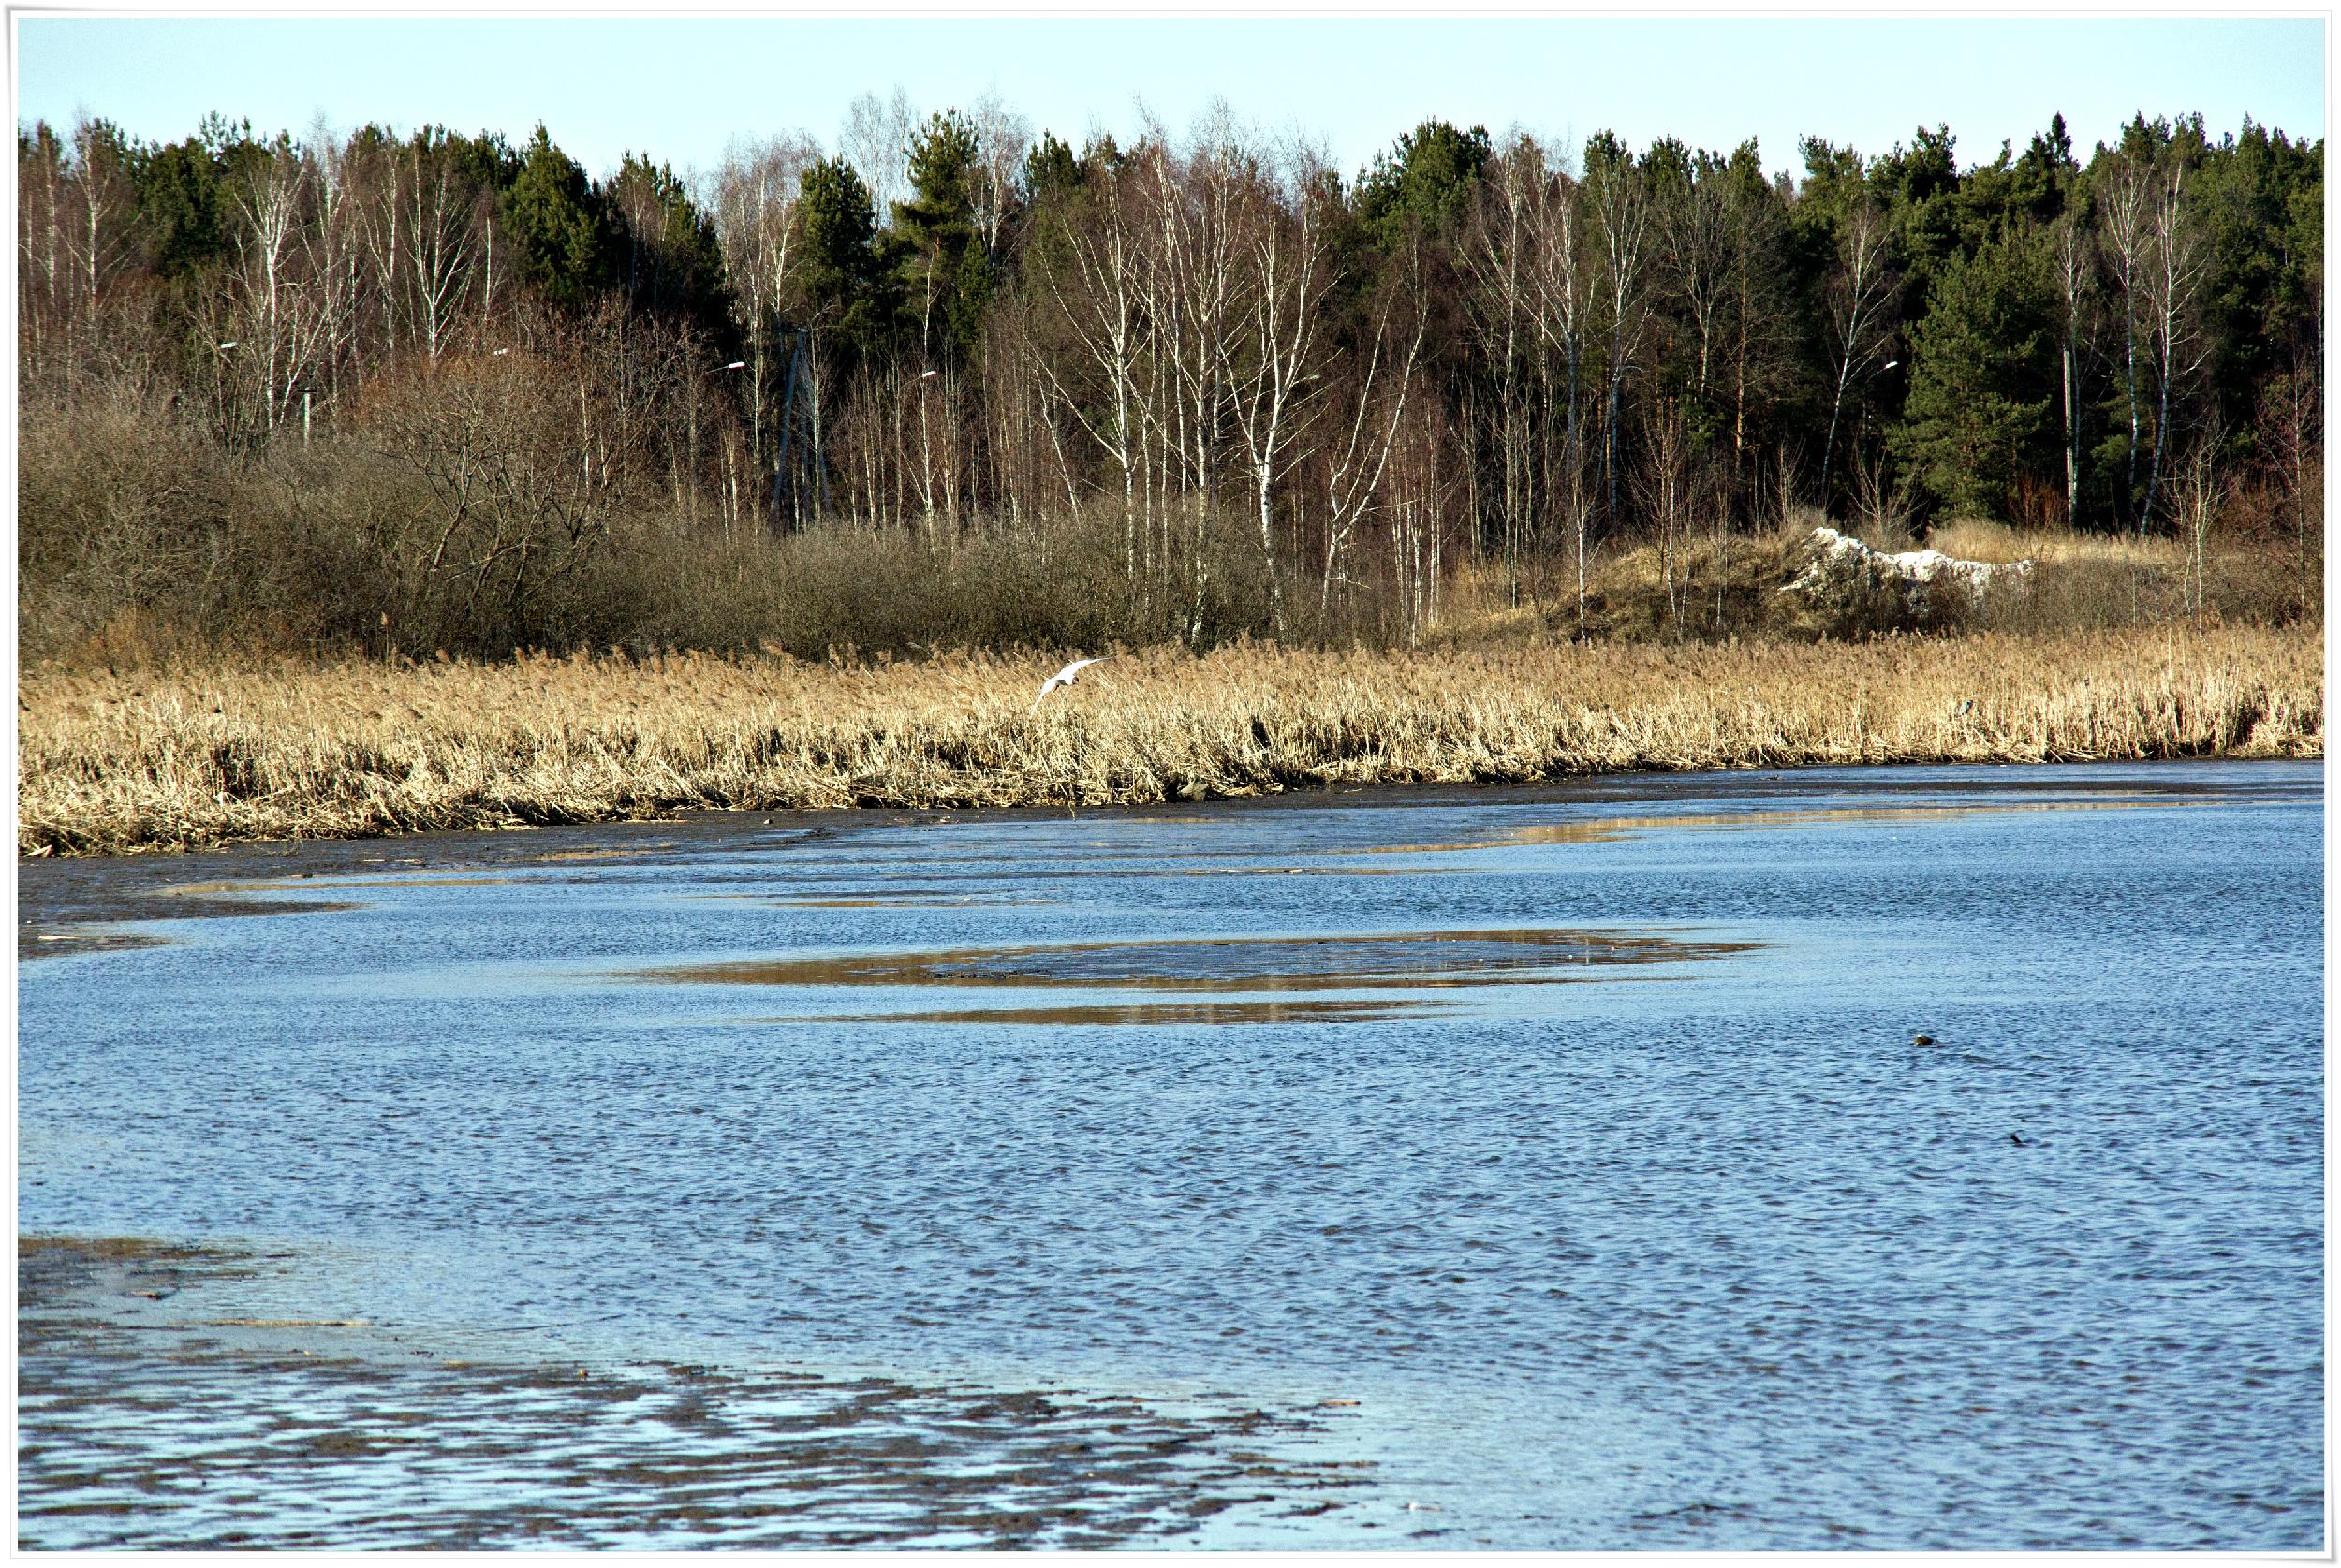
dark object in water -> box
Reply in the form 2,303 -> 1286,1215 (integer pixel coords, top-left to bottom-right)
1912,1033 -> 1936,1046
2009,1133 -> 2027,1147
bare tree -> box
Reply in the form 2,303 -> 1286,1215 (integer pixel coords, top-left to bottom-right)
346,134 -> 405,365
1145,110 -> 1245,640
966,90 -> 1032,258
1030,151 -> 1153,573
1634,396 -> 1700,627
2053,209 -> 2089,526
979,289 -> 1072,526
1464,134 -> 1541,587
1848,442 -> 1913,544
226,137 -> 310,433
1322,238 -> 1428,627
15,121 -> 139,391
2173,417 -> 2226,626
66,122 -> 140,339
711,133 -> 818,524
1228,140 -> 1334,631
842,87 -> 916,222
362,346 -> 617,646
1817,198 -> 1894,512
1519,144 -> 1595,631
404,130 -> 476,363
1766,443 -> 1805,533
18,127 -> 65,359
2138,151 -> 2210,533
292,131 -> 363,423
1723,149 -> 1789,483
1654,144 -> 1734,408
1583,138 -> 1650,532
2097,150 -> 2149,527
1385,400 -> 1457,644
1650,142 -> 1737,624
2254,344 -> 2321,611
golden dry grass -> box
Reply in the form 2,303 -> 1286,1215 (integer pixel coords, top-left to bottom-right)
18,625 -> 2322,856
1924,518 -> 2186,568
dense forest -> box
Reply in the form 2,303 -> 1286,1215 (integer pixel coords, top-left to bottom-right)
16,96 -> 2323,659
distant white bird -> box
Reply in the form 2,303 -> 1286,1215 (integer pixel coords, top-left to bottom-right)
1031,655 -> 1109,713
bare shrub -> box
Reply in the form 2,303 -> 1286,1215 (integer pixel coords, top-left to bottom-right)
1845,446 -> 1918,553
348,348 -> 622,653
19,387 -> 233,664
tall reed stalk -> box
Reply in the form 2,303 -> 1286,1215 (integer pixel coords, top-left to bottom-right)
20,626 -> 2321,856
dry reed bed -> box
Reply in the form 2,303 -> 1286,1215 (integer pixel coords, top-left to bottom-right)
19,626 -> 2323,856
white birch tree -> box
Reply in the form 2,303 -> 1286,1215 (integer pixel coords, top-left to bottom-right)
842,87 -> 916,224
1321,237 -> 1426,626
712,133 -> 818,521
1229,142 -> 1333,631
2097,151 -> 2149,526
1818,198 -> 1894,511
1583,135 -> 1650,531
2138,150 -> 2210,533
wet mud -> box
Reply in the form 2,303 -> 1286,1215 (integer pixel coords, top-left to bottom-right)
15,816 -> 800,961
1343,794 -> 2225,857
19,1238 -> 1369,1550
638,926 -> 1760,998
737,998 -> 1460,1028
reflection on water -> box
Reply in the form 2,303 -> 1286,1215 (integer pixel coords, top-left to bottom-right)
765,895 -> 1057,909
532,843 -> 681,863
165,876 -> 512,895
630,926 -> 1760,996
22,924 -> 167,959
16,762 -> 2324,1549
1346,795 -> 2220,856
738,998 -> 1460,1028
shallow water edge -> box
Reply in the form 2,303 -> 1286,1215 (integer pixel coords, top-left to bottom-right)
18,756 -> 2298,960
19,758 -> 2322,1549
19,1238 -> 1379,1550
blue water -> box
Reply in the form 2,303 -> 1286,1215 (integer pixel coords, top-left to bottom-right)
18,762 -> 2325,1547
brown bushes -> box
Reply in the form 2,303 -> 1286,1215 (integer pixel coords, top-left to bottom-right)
26,358 -> 2319,680
17,369 -> 1303,668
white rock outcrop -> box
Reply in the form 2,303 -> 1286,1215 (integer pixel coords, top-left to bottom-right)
1782,526 -> 2033,617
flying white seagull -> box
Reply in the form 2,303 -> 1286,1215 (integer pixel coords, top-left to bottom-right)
1031,656 -> 1109,712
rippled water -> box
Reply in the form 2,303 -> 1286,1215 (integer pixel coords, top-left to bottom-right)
18,762 -> 2325,1548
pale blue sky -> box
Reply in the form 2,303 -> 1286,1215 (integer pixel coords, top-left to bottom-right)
13,13 -> 2328,185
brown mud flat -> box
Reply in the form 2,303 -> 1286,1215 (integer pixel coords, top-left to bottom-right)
19,625 -> 2321,857
633,926 -> 1759,991
739,998 -> 1461,1028
635,927 -> 1763,1030
18,1237 -> 1374,1550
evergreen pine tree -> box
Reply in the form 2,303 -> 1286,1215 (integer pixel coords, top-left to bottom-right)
798,154 -> 882,345
1891,229 -> 2057,517
501,125 -> 608,310
890,110 -> 989,360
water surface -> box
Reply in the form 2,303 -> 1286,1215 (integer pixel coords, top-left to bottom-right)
19,762 -> 2324,1548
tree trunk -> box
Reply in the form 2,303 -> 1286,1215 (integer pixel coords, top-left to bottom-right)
2062,342 -> 2078,527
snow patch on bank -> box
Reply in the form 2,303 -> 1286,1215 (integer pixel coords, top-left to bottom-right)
1783,526 -> 2035,613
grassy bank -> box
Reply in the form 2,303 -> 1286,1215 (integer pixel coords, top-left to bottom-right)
20,624 -> 2321,857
